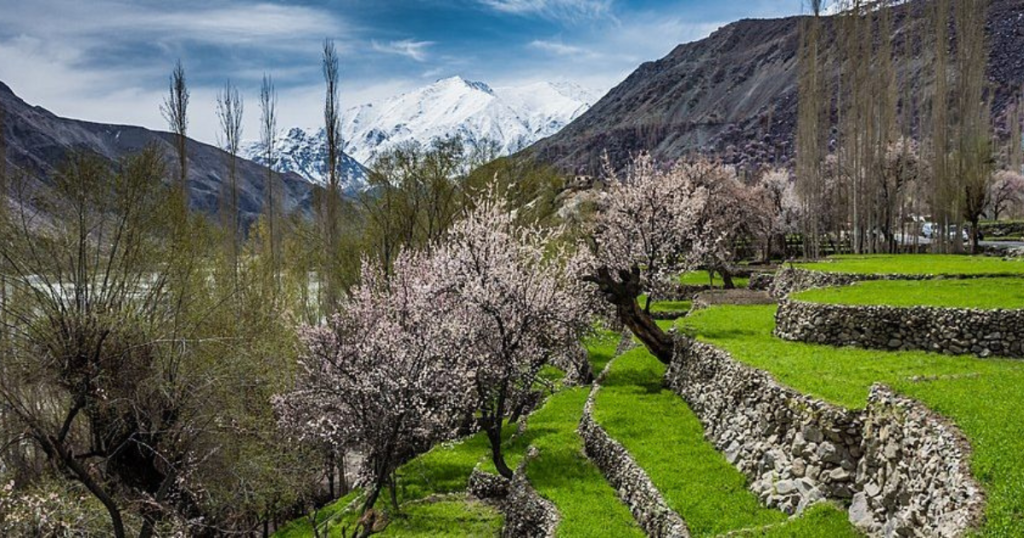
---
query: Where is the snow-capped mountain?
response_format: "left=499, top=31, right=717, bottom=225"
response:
left=241, top=129, right=368, bottom=193
left=243, top=77, right=599, bottom=189
left=340, top=77, right=600, bottom=165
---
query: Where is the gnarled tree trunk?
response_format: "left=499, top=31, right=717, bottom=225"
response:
left=585, top=266, right=675, bottom=364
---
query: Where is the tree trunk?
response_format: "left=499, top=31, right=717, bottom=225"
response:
left=327, top=450, right=336, bottom=499
left=485, top=421, right=513, bottom=479
left=720, top=269, right=736, bottom=290
left=584, top=266, right=675, bottom=364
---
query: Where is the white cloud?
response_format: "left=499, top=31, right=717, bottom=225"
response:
left=371, top=39, right=436, bottom=62
left=528, top=39, right=595, bottom=58
left=0, top=1, right=346, bottom=48
left=478, top=0, right=612, bottom=20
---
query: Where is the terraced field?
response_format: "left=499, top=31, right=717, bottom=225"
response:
left=678, top=305, right=1024, bottom=536
left=794, top=254, right=1024, bottom=276
left=793, top=278, right=1024, bottom=309
left=276, top=256, right=1024, bottom=537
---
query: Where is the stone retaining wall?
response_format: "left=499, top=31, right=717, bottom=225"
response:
left=770, top=267, right=1024, bottom=299
left=776, top=299, right=1024, bottom=358
left=579, top=358, right=689, bottom=537
left=851, top=386, right=985, bottom=537
left=665, top=337, right=986, bottom=537
left=468, top=455, right=559, bottom=538
left=769, top=268, right=891, bottom=298
left=666, top=339, right=863, bottom=515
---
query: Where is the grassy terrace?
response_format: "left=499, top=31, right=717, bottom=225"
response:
left=480, top=330, right=645, bottom=537
left=794, top=254, right=1024, bottom=276
left=679, top=271, right=751, bottom=289
left=677, top=305, right=1024, bottom=536
left=273, top=432, right=502, bottom=537
left=793, top=278, right=1024, bottom=310
left=593, top=346, right=859, bottom=537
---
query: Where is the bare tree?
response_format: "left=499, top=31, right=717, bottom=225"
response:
left=321, top=39, right=343, bottom=312
left=216, top=80, right=244, bottom=289
left=796, top=0, right=827, bottom=258
left=259, top=74, right=281, bottom=286
left=954, top=0, right=992, bottom=253
left=1010, top=91, right=1023, bottom=174
left=161, top=60, right=190, bottom=217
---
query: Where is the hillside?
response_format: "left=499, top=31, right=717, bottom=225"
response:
left=0, top=80, right=318, bottom=221
left=529, top=0, right=1024, bottom=174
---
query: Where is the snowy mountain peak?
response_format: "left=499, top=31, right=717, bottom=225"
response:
left=242, top=77, right=602, bottom=189
left=433, top=75, right=495, bottom=95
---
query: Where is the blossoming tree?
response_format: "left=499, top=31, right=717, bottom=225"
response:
left=437, top=196, right=593, bottom=479
left=274, top=251, right=471, bottom=534
left=585, top=154, right=710, bottom=363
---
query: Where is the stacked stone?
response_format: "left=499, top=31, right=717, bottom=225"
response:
left=664, top=337, right=987, bottom=537
left=467, top=449, right=560, bottom=538
left=747, top=272, right=776, bottom=291
left=850, top=386, right=985, bottom=537
left=776, top=300, right=1024, bottom=358
left=579, top=375, right=689, bottom=538
left=666, top=339, right=863, bottom=515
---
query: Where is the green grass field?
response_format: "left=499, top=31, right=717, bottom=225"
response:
left=794, top=278, right=1024, bottom=310
left=272, top=430, right=501, bottom=537
left=593, top=347, right=859, bottom=537
left=677, top=305, right=1024, bottom=535
left=794, top=255, right=1024, bottom=276
left=474, top=329, right=644, bottom=537
left=679, top=271, right=751, bottom=289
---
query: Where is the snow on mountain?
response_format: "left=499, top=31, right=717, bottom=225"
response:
left=342, top=76, right=600, bottom=165
left=241, top=129, right=368, bottom=193
left=243, top=76, right=599, bottom=190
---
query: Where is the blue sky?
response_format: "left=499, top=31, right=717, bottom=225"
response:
left=0, top=0, right=802, bottom=144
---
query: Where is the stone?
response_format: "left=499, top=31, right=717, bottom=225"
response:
left=802, top=425, right=824, bottom=444
left=865, top=482, right=882, bottom=498
left=816, top=441, right=842, bottom=464
left=828, top=467, right=852, bottom=482
left=792, top=458, right=806, bottom=478
left=849, top=493, right=875, bottom=530
left=887, top=338, right=903, bottom=349
left=775, top=480, right=797, bottom=495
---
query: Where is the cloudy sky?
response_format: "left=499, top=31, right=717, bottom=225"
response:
left=0, top=0, right=802, bottom=145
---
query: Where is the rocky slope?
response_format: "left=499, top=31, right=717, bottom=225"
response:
left=529, top=0, right=1024, bottom=174
left=0, top=80, right=316, bottom=221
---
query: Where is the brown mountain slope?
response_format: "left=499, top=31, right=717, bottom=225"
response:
left=0, top=80, right=314, bottom=220
left=529, top=0, right=1024, bottom=175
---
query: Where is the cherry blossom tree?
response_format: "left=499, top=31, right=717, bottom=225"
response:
left=751, top=169, right=802, bottom=261
left=684, top=160, right=761, bottom=287
left=989, top=170, right=1024, bottom=221
left=274, top=251, right=471, bottom=535
left=585, top=154, right=708, bottom=363
left=436, top=195, right=593, bottom=479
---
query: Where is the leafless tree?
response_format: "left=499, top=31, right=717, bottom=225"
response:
left=216, top=80, right=244, bottom=288
left=260, top=74, right=281, bottom=286
left=321, top=39, right=343, bottom=312
left=796, top=0, right=827, bottom=257
left=954, top=0, right=992, bottom=253
left=161, top=60, right=190, bottom=218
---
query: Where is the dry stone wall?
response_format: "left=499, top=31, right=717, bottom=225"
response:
left=665, top=337, right=986, bottom=537
left=775, top=299, right=1024, bottom=358
left=770, top=267, right=1024, bottom=298
left=579, top=359, right=689, bottom=538
left=769, top=268, right=894, bottom=298
left=467, top=454, right=559, bottom=538
left=850, top=386, right=985, bottom=537
left=666, top=339, right=863, bottom=515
